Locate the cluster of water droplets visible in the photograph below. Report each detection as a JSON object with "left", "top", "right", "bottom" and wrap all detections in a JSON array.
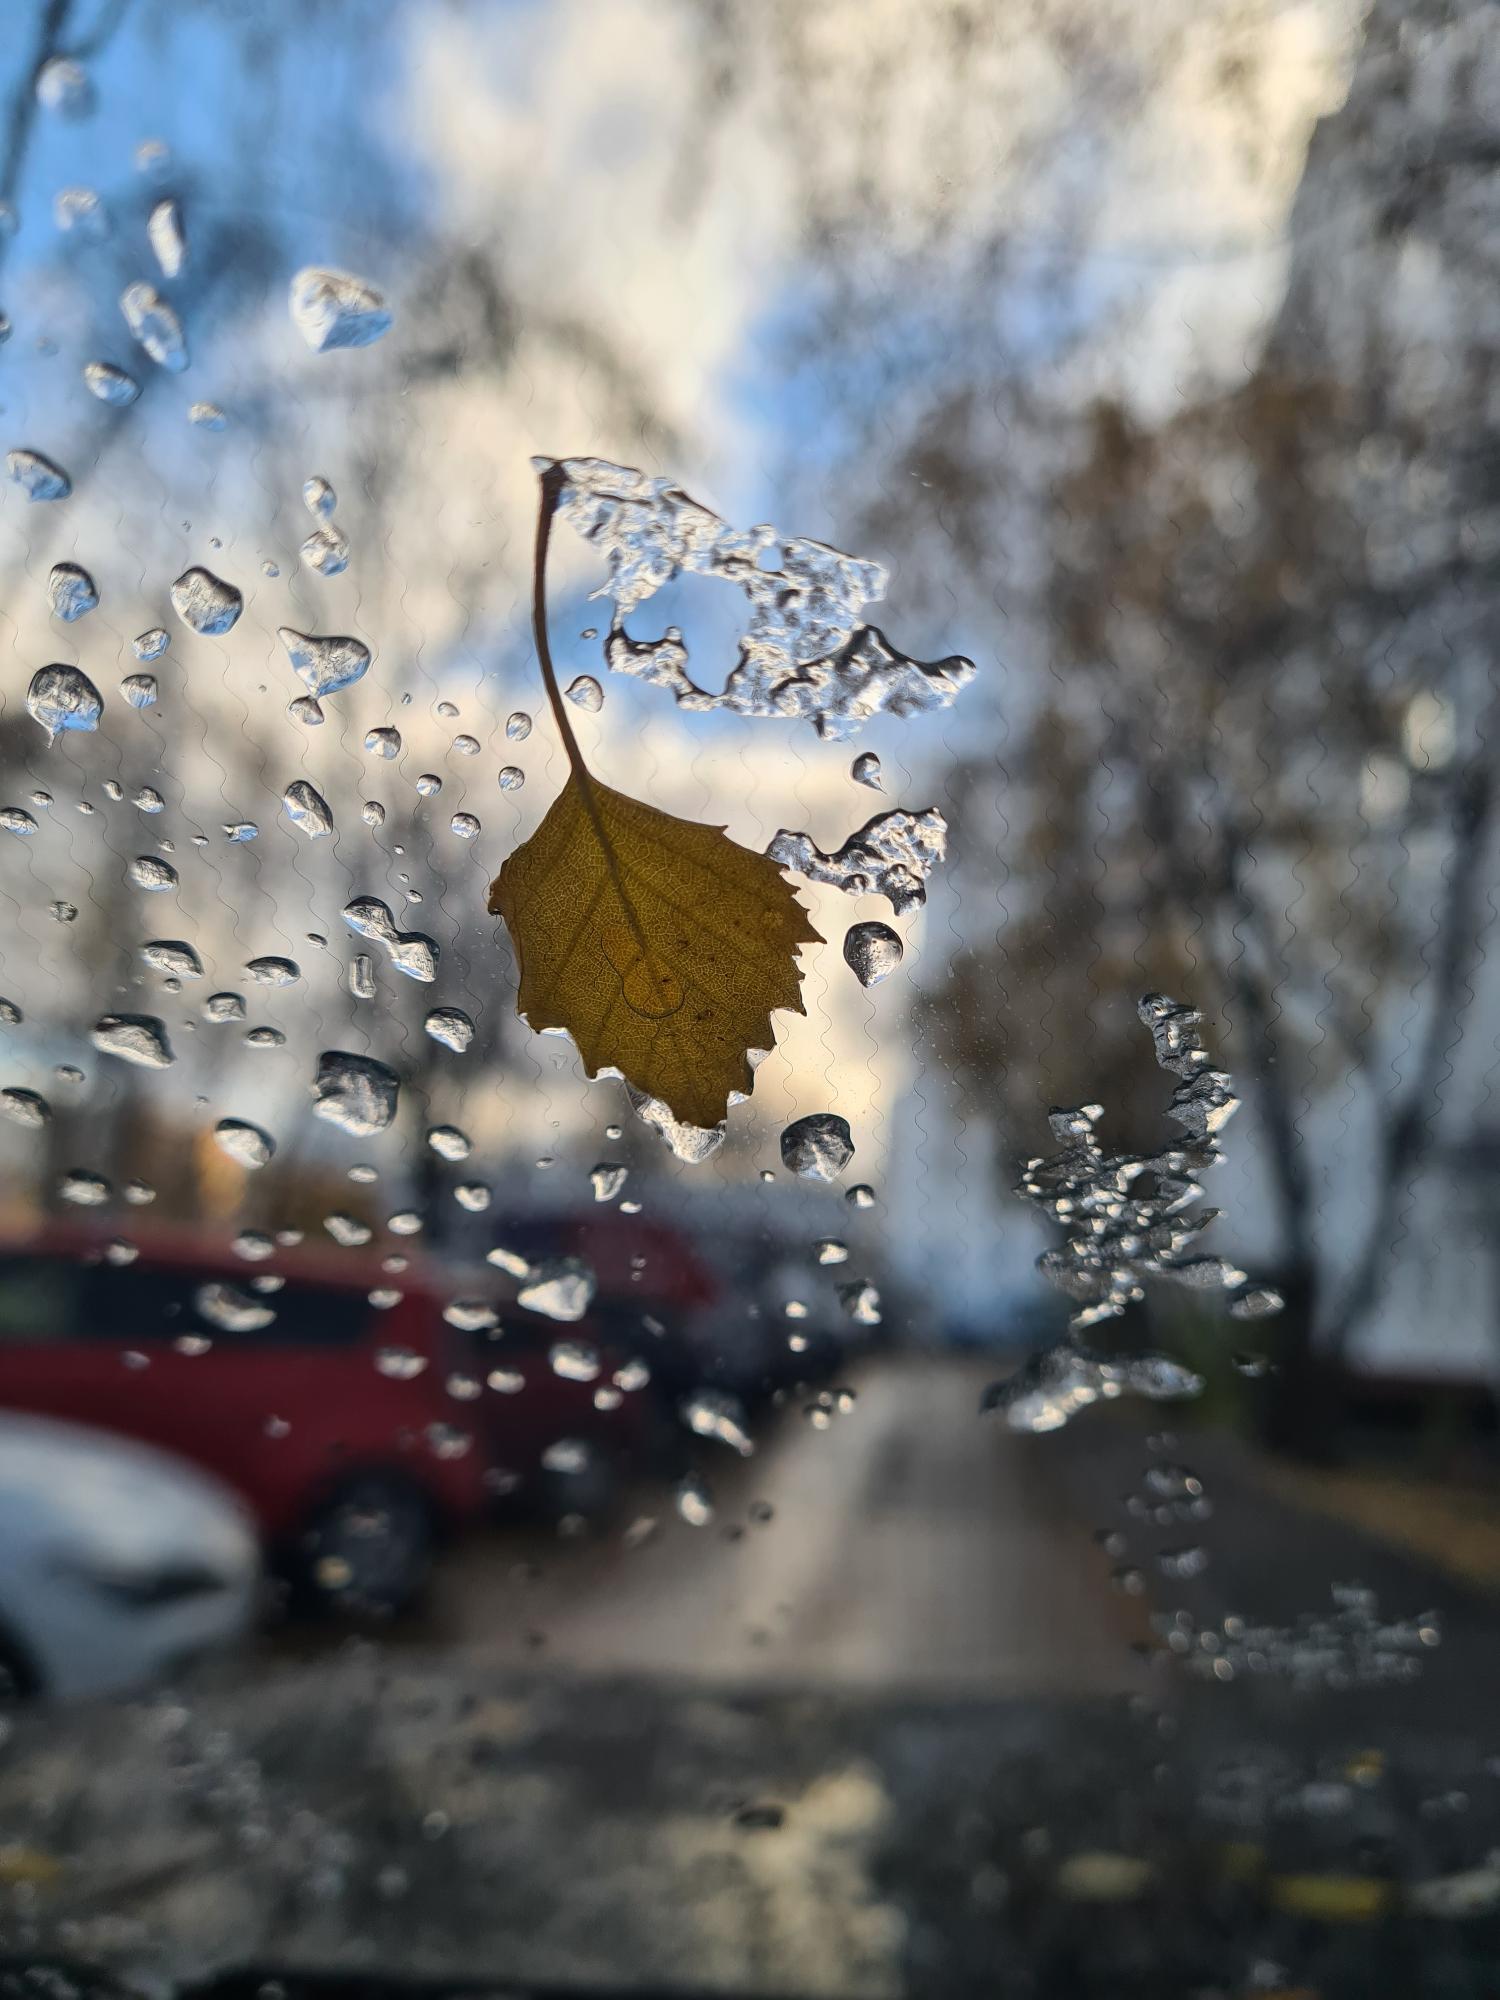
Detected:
[
  {"left": 768, "top": 806, "right": 947, "bottom": 915},
  {"left": 546, "top": 455, "right": 974, "bottom": 738},
  {"left": 986, "top": 994, "right": 1281, "bottom": 1433}
]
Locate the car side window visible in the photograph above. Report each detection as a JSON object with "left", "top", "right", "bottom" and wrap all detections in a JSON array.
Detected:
[{"left": 0, "top": 1256, "right": 82, "bottom": 1345}]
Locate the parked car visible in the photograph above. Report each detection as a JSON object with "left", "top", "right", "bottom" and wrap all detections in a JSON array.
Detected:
[
  {"left": 0, "top": 1222, "right": 574, "bottom": 1613},
  {"left": 0, "top": 1412, "right": 259, "bottom": 1701}
]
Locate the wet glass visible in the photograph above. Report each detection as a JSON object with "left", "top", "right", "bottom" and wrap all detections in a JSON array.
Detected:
[{"left": 0, "top": 3, "right": 1498, "bottom": 1996}]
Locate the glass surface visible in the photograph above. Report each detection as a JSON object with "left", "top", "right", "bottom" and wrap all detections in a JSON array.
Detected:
[{"left": 0, "top": 2, "right": 1498, "bottom": 1995}]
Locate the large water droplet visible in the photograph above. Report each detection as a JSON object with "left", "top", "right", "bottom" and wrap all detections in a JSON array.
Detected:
[
  {"left": 288, "top": 695, "right": 325, "bottom": 727},
  {"left": 141, "top": 940, "right": 202, "bottom": 980},
  {"left": 27, "top": 665, "right": 102, "bottom": 738},
  {"left": 454, "top": 1182, "right": 492, "bottom": 1213},
  {"left": 505, "top": 711, "right": 532, "bottom": 741},
  {"left": 590, "top": 1161, "right": 628, "bottom": 1202},
  {"left": 303, "top": 476, "right": 337, "bottom": 520},
  {"left": 127, "top": 854, "right": 177, "bottom": 892},
  {"left": 59, "top": 1169, "right": 111, "bottom": 1206},
  {"left": 119, "top": 281, "right": 187, "bottom": 371},
  {"left": 54, "top": 187, "right": 109, "bottom": 239},
  {"left": 300, "top": 525, "right": 349, "bottom": 575},
  {"left": 780, "top": 1113, "right": 854, "bottom": 1181},
  {"left": 147, "top": 197, "right": 186, "bottom": 279},
  {"left": 517, "top": 1257, "right": 596, "bottom": 1323},
  {"left": 565, "top": 675, "right": 603, "bottom": 711},
  {"left": 424, "top": 1007, "right": 474, "bottom": 1053},
  {"left": 681, "top": 1387, "right": 754, "bottom": 1457},
  {"left": 311, "top": 1049, "right": 400, "bottom": 1136},
  {"left": 1, "top": 1087, "right": 50, "bottom": 1128},
  {"left": 452, "top": 733, "right": 479, "bottom": 757},
  {"left": 36, "top": 56, "right": 91, "bottom": 115},
  {"left": 290, "top": 267, "right": 392, "bottom": 351},
  {"left": 90, "top": 1013, "right": 174, "bottom": 1069},
  {"left": 279, "top": 626, "right": 370, "bottom": 697},
  {"left": 132, "top": 627, "right": 169, "bottom": 663},
  {"left": 498, "top": 766, "right": 525, "bottom": 792},
  {"left": 47, "top": 563, "right": 98, "bottom": 623},
  {"left": 838, "top": 1278, "right": 882, "bottom": 1325},
  {"left": 415, "top": 772, "right": 442, "bottom": 797},
  {"left": 0, "top": 807, "right": 37, "bottom": 836},
  {"left": 282, "top": 780, "right": 333, "bottom": 838},
  {"left": 426, "top": 1124, "right": 472, "bottom": 1162},
  {"left": 341, "top": 896, "right": 438, "bottom": 982},
  {"left": 325, "top": 1213, "right": 372, "bottom": 1247},
  {"left": 364, "top": 726, "right": 401, "bottom": 759},
  {"left": 450, "top": 811, "right": 480, "bottom": 839},
  {"left": 213, "top": 1118, "right": 275, "bottom": 1169},
  {"left": 204, "top": 991, "right": 246, "bottom": 1023},
  {"left": 843, "top": 920, "right": 903, "bottom": 988},
  {"left": 675, "top": 1473, "right": 714, "bottom": 1527},
  {"left": 6, "top": 449, "right": 71, "bottom": 501},
  {"left": 120, "top": 672, "right": 158, "bottom": 709},
  {"left": 171, "top": 567, "right": 242, "bottom": 635},
  {"left": 550, "top": 1341, "right": 600, "bottom": 1383},
  {"left": 196, "top": 1282, "right": 276, "bottom": 1334},
  {"left": 245, "top": 955, "right": 300, "bottom": 986},
  {"left": 83, "top": 360, "right": 139, "bottom": 406}
]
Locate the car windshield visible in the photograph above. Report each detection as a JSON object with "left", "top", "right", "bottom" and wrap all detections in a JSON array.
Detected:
[{"left": 1, "top": 3, "right": 1499, "bottom": 1996}]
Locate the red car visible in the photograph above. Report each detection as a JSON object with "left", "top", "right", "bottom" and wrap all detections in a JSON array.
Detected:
[{"left": 0, "top": 1219, "right": 656, "bottom": 1612}]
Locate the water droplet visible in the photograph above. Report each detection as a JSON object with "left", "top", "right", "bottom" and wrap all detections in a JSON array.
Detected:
[
  {"left": 290, "top": 266, "right": 392, "bottom": 351},
  {"left": 281, "top": 779, "right": 333, "bottom": 838},
  {"left": 26, "top": 664, "right": 102, "bottom": 738},
  {"left": 498, "top": 766, "right": 525, "bottom": 792},
  {"left": 133, "top": 627, "right": 169, "bottom": 662},
  {"left": 170, "top": 566, "right": 241, "bottom": 636},
  {"left": 361, "top": 800, "right": 386, "bottom": 828},
  {"left": 147, "top": 198, "right": 186, "bottom": 280},
  {"left": 0, "top": 807, "right": 37, "bottom": 836},
  {"left": 415, "top": 772, "right": 442, "bottom": 797},
  {"left": 119, "top": 672, "right": 159, "bottom": 710},
  {"left": 119, "top": 281, "right": 187, "bottom": 371},
  {"left": 426, "top": 1124, "right": 472, "bottom": 1162},
  {"left": 128, "top": 854, "right": 177, "bottom": 892},
  {"left": 565, "top": 675, "right": 603, "bottom": 711},
  {"left": 196, "top": 1282, "right": 276, "bottom": 1334},
  {"left": 83, "top": 359, "right": 139, "bottom": 406},
  {"left": 0, "top": 1088, "right": 49, "bottom": 1128},
  {"left": 385, "top": 1209, "right": 421, "bottom": 1237},
  {"left": 851, "top": 752, "right": 883, "bottom": 789},
  {"left": 424, "top": 1007, "right": 474, "bottom": 1053},
  {"left": 846, "top": 1184, "right": 876, "bottom": 1209},
  {"left": 780, "top": 1113, "right": 854, "bottom": 1181},
  {"left": 341, "top": 896, "right": 438, "bottom": 982},
  {"left": 376, "top": 1346, "right": 426, "bottom": 1380},
  {"left": 324, "top": 1213, "right": 371, "bottom": 1247},
  {"left": 447, "top": 810, "right": 480, "bottom": 841},
  {"left": 54, "top": 186, "right": 109, "bottom": 239},
  {"left": 301, "top": 525, "right": 349, "bottom": 575},
  {"left": 212, "top": 1117, "right": 274, "bottom": 1169},
  {"left": 188, "top": 401, "right": 227, "bottom": 432},
  {"left": 46, "top": 563, "right": 97, "bottom": 624},
  {"left": 682, "top": 1387, "right": 755, "bottom": 1456},
  {"left": 204, "top": 991, "right": 246, "bottom": 1023},
  {"left": 516, "top": 1257, "right": 596, "bottom": 1323},
  {"left": 1229, "top": 1287, "right": 1284, "bottom": 1321},
  {"left": 364, "top": 727, "right": 401, "bottom": 761},
  {"left": 59, "top": 1168, "right": 110, "bottom": 1206},
  {"left": 303, "top": 476, "right": 337, "bottom": 521},
  {"left": 288, "top": 695, "right": 325, "bottom": 726},
  {"left": 505, "top": 711, "right": 532, "bottom": 741},
  {"left": 279, "top": 626, "right": 370, "bottom": 697},
  {"left": 541, "top": 1438, "right": 591, "bottom": 1477},
  {"left": 837, "top": 1278, "right": 882, "bottom": 1325},
  {"left": 539, "top": 1341, "right": 596, "bottom": 1387},
  {"left": 448, "top": 1182, "right": 488, "bottom": 1215},
  {"left": 311, "top": 1049, "right": 400, "bottom": 1136},
  {"left": 50, "top": 899, "right": 78, "bottom": 923},
  {"left": 675, "top": 1473, "right": 713, "bottom": 1526},
  {"left": 244, "top": 955, "right": 299, "bottom": 986},
  {"left": 6, "top": 448, "right": 71, "bottom": 501},
  {"left": 90, "top": 1013, "right": 174, "bottom": 1069},
  {"left": 245, "top": 1026, "right": 285, "bottom": 1049},
  {"left": 589, "top": 1161, "right": 628, "bottom": 1202},
  {"left": 36, "top": 56, "right": 91, "bottom": 115},
  {"left": 134, "top": 138, "right": 169, "bottom": 176},
  {"left": 843, "top": 920, "right": 903, "bottom": 988},
  {"left": 445, "top": 734, "right": 478, "bottom": 760},
  {"left": 133, "top": 786, "right": 164, "bottom": 814},
  {"left": 222, "top": 820, "right": 258, "bottom": 842}
]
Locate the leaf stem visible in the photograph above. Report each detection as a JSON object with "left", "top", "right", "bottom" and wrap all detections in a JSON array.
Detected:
[{"left": 532, "top": 461, "right": 590, "bottom": 783}]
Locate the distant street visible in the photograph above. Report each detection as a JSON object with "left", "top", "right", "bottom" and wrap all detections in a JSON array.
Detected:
[{"left": 386, "top": 1352, "right": 1152, "bottom": 1695}]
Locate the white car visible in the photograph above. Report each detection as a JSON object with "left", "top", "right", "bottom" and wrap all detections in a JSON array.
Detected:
[{"left": 0, "top": 1414, "right": 260, "bottom": 1701}]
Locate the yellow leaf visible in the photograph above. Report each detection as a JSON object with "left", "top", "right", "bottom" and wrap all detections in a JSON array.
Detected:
[{"left": 489, "top": 773, "right": 820, "bottom": 1130}]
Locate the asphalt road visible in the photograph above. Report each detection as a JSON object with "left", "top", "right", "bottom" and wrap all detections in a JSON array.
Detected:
[{"left": 394, "top": 1351, "right": 1152, "bottom": 1695}]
